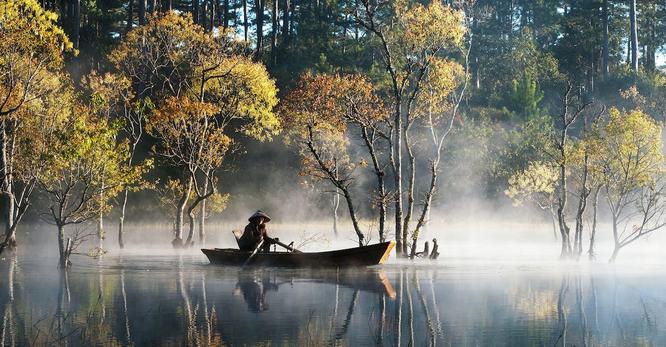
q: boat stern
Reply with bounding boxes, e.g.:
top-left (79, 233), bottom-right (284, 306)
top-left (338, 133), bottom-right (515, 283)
top-left (378, 241), bottom-right (396, 264)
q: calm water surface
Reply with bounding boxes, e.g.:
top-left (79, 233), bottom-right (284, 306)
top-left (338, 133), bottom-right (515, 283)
top-left (1, 250), bottom-right (665, 346)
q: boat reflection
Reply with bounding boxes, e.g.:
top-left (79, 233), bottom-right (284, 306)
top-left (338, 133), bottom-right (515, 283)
top-left (232, 268), bottom-right (396, 313)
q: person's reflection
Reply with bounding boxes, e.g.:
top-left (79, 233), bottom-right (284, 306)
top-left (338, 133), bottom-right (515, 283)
top-left (234, 272), bottom-right (278, 312)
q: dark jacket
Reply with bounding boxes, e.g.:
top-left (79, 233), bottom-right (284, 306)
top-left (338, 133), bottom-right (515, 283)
top-left (238, 222), bottom-right (267, 251)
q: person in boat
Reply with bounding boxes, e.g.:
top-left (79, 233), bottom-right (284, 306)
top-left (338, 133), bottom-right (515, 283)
top-left (238, 210), bottom-right (274, 252)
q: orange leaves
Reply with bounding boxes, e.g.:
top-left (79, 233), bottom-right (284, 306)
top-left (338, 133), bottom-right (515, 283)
top-left (281, 73), bottom-right (387, 183)
top-left (147, 95), bottom-right (232, 170)
top-left (281, 73), bottom-right (386, 139)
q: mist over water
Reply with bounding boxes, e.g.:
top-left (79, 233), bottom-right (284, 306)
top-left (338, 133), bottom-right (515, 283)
top-left (2, 220), bottom-right (666, 346)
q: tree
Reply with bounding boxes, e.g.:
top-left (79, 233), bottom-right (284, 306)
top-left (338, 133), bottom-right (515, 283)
top-left (117, 12), bottom-right (279, 247)
top-left (147, 97), bottom-right (232, 247)
top-left (553, 84), bottom-right (592, 258)
top-left (0, 0), bottom-right (73, 254)
top-left (281, 73), bottom-right (375, 246)
top-left (629, 0), bottom-right (639, 71)
top-left (356, 0), bottom-right (466, 255)
top-left (40, 103), bottom-right (138, 268)
top-left (590, 108), bottom-right (665, 262)
top-left (85, 72), bottom-right (153, 250)
top-left (505, 161), bottom-right (559, 238)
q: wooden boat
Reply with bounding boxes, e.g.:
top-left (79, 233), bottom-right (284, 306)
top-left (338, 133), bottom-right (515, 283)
top-left (202, 241), bottom-right (395, 268)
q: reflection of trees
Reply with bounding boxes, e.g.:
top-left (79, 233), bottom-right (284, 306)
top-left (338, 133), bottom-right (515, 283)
top-left (395, 269), bottom-right (403, 347)
top-left (330, 289), bottom-right (359, 345)
top-left (553, 274), bottom-right (592, 347)
top-left (1, 254), bottom-right (17, 346)
top-left (415, 273), bottom-right (435, 347)
top-left (120, 269), bottom-right (132, 345)
top-left (178, 258), bottom-right (198, 346)
top-left (53, 269), bottom-right (72, 345)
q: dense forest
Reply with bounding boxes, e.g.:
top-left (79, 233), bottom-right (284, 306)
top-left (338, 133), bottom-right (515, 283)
top-left (1, 0), bottom-right (665, 266)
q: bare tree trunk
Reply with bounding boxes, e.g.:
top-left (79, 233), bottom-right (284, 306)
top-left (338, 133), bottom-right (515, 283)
top-left (393, 102), bottom-right (404, 255)
top-left (97, 208), bottom-right (104, 251)
top-left (550, 207), bottom-right (559, 241)
top-left (281, 0), bottom-right (290, 44)
top-left (198, 179), bottom-right (208, 246)
top-left (243, 0), bottom-right (248, 42)
top-left (0, 121), bottom-right (17, 254)
top-left (601, 0), bottom-right (609, 79)
top-left (199, 199), bottom-right (206, 245)
top-left (127, 0), bottom-right (134, 30)
top-left (332, 190), bottom-right (339, 237)
top-left (173, 177), bottom-right (193, 247)
top-left (629, 0), bottom-right (638, 71)
top-left (138, 0), bottom-right (146, 25)
top-left (410, 163), bottom-right (437, 259)
top-left (57, 225), bottom-right (71, 268)
top-left (254, 0), bottom-right (264, 56)
top-left (360, 128), bottom-right (386, 242)
top-left (270, 0), bottom-right (278, 65)
top-left (403, 126), bottom-right (415, 254)
top-left (193, 0), bottom-right (200, 24)
top-left (587, 186), bottom-right (600, 260)
top-left (573, 152), bottom-right (590, 259)
top-left (609, 213), bottom-right (620, 263)
top-left (186, 205), bottom-right (196, 247)
top-left (220, 0), bottom-right (227, 28)
top-left (341, 186), bottom-right (364, 247)
top-left (118, 187), bottom-right (129, 249)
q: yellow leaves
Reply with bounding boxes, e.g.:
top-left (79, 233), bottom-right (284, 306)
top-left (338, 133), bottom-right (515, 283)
top-left (400, 1), bottom-right (466, 52)
top-left (592, 107), bottom-right (664, 198)
top-left (208, 192), bottom-right (230, 213)
top-left (147, 95), bottom-right (233, 169)
top-left (505, 161), bottom-right (558, 207)
top-left (203, 55), bottom-right (280, 141)
top-left (0, 0), bottom-right (73, 62)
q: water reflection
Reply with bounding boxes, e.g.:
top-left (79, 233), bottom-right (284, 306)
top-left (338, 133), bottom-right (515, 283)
top-left (1, 253), bottom-right (666, 346)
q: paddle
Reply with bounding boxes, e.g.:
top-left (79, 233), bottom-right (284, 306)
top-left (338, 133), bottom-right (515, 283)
top-left (242, 239), bottom-right (265, 267)
top-left (265, 236), bottom-right (303, 253)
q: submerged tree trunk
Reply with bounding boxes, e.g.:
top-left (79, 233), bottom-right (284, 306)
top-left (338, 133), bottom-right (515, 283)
top-left (341, 186), bottom-right (364, 247)
top-left (360, 128), bottom-right (386, 242)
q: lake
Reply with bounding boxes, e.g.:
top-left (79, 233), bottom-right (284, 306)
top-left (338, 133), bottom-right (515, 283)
top-left (2, 247), bottom-right (666, 347)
